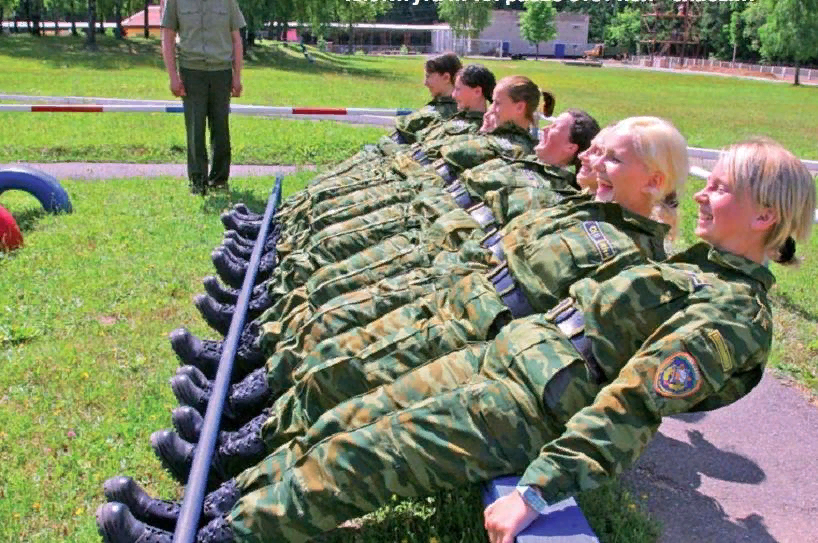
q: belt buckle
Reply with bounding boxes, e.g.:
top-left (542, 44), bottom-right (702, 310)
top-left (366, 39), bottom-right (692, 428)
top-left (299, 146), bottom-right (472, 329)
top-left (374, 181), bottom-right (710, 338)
top-left (467, 203), bottom-right (497, 230)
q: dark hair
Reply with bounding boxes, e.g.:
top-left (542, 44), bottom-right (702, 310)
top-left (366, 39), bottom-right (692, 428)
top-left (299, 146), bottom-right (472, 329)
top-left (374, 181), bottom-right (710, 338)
top-left (457, 64), bottom-right (496, 103)
top-left (541, 90), bottom-right (556, 118)
top-left (499, 75), bottom-right (540, 124)
top-left (564, 108), bottom-right (601, 170)
top-left (774, 236), bottom-right (797, 264)
top-left (425, 52), bottom-right (462, 85)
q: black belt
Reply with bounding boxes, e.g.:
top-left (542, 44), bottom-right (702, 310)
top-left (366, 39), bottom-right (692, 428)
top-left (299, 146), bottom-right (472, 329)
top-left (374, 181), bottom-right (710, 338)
top-left (391, 131), bottom-right (408, 144)
top-left (447, 181), bottom-right (477, 209)
top-left (548, 299), bottom-right (605, 385)
top-left (467, 203), bottom-right (498, 231)
top-left (411, 149), bottom-right (432, 166)
top-left (481, 229), bottom-right (505, 262)
top-left (436, 164), bottom-right (457, 185)
top-left (488, 264), bottom-right (534, 318)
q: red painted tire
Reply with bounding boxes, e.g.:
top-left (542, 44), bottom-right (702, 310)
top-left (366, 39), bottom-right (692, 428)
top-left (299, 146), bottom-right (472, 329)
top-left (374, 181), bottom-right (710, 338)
top-left (0, 204), bottom-right (23, 251)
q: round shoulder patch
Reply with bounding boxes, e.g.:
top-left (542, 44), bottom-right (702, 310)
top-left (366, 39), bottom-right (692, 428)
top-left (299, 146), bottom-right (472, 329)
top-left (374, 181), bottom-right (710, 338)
top-left (654, 352), bottom-right (702, 398)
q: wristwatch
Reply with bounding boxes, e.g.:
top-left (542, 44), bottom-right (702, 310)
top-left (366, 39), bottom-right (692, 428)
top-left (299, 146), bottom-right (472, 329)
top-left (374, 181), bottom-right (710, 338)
top-left (515, 485), bottom-right (549, 515)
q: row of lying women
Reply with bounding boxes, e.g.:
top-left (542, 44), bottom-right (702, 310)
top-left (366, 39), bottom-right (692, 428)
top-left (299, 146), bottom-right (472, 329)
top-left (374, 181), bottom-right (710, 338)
top-left (96, 53), bottom-right (815, 543)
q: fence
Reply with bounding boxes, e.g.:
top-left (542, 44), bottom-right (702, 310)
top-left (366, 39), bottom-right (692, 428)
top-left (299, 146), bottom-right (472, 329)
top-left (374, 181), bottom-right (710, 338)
top-left (623, 55), bottom-right (818, 83)
top-left (325, 44), bottom-right (434, 55)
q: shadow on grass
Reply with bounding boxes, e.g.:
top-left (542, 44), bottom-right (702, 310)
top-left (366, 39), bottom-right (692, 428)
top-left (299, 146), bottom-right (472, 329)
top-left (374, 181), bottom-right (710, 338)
top-left (11, 206), bottom-right (47, 232)
top-left (200, 188), bottom-right (268, 216)
top-left (0, 34), bottom-right (400, 79)
top-left (771, 291), bottom-right (818, 323)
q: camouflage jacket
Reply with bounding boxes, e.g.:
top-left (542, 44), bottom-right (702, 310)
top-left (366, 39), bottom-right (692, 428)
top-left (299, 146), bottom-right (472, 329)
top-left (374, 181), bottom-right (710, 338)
top-left (518, 242), bottom-right (775, 503)
top-left (501, 201), bottom-right (670, 312)
top-left (393, 95), bottom-right (459, 144)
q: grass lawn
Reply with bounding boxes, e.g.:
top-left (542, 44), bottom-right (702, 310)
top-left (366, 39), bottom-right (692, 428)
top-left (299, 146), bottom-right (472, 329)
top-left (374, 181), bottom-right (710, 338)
top-left (0, 33), bottom-right (816, 542)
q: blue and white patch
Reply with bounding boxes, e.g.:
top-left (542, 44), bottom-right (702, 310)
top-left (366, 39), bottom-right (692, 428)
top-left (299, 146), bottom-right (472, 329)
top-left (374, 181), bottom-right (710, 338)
top-left (581, 221), bottom-right (617, 261)
top-left (654, 352), bottom-right (702, 398)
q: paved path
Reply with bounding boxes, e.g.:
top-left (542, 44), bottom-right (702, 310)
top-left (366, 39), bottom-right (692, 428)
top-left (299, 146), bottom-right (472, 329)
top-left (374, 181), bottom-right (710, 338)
top-left (623, 373), bottom-right (818, 543)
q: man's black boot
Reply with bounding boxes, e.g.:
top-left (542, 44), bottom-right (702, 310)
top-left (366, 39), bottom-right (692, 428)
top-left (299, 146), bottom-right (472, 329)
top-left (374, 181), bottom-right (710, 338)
top-left (202, 276), bottom-right (272, 305)
top-left (193, 293), bottom-right (274, 337)
top-left (168, 326), bottom-right (264, 382)
top-left (220, 212), bottom-right (261, 239)
top-left (170, 367), bottom-right (271, 429)
top-left (102, 476), bottom-right (181, 533)
top-left (172, 405), bottom-right (272, 445)
top-left (152, 412), bottom-right (267, 484)
top-left (221, 236), bottom-right (277, 262)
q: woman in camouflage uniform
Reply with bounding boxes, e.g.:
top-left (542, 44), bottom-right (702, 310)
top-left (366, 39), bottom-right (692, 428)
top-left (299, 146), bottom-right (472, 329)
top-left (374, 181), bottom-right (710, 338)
top-left (98, 138), bottom-right (816, 543)
top-left (150, 117), bottom-right (687, 484)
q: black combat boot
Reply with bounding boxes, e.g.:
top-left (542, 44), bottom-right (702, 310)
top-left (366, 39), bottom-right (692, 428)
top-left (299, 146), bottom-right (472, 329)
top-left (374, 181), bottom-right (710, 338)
top-left (220, 212), bottom-right (261, 239)
top-left (102, 476), bottom-right (180, 533)
top-left (168, 326), bottom-right (264, 382)
top-left (96, 502), bottom-right (236, 543)
top-left (193, 293), bottom-right (275, 337)
top-left (100, 477), bottom-right (240, 533)
top-left (211, 248), bottom-right (276, 289)
top-left (170, 367), bottom-right (271, 429)
top-left (232, 203), bottom-right (264, 221)
top-left (152, 411), bottom-right (268, 484)
top-left (221, 235), bottom-right (277, 262)
top-left (222, 229), bottom-right (256, 249)
top-left (202, 276), bottom-right (273, 306)
top-left (172, 405), bottom-right (272, 445)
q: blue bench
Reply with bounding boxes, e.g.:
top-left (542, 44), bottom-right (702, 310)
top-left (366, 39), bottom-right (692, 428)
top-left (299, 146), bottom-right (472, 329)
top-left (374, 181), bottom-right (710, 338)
top-left (483, 476), bottom-right (599, 542)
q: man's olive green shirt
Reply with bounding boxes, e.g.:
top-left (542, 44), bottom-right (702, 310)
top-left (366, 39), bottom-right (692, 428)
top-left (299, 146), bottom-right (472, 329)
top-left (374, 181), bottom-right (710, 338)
top-left (161, 0), bottom-right (246, 71)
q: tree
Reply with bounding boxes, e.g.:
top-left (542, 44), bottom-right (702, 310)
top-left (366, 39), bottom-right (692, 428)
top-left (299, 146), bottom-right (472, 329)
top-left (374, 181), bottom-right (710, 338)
top-left (746, 0), bottom-right (818, 85)
top-left (86, 0), bottom-right (96, 48)
top-left (518, 0), bottom-right (556, 58)
top-left (143, 0), bottom-right (148, 38)
top-left (335, 0), bottom-right (390, 54)
top-left (604, 7), bottom-right (641, 54)
top-left (437, 0), bottom-right (493, 52)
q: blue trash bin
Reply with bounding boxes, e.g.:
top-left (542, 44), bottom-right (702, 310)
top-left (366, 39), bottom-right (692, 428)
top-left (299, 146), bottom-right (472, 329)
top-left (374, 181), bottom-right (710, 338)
top-left (554, 43), bottom-right (565, 58)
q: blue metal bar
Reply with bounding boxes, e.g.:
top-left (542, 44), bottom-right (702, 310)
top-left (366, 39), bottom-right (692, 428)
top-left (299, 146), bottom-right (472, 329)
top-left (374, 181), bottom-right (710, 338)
top-left (173, 177), bottom-right (283, 543)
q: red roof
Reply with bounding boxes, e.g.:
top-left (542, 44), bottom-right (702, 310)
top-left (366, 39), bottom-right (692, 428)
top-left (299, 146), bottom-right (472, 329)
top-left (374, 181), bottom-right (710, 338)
top-left (122, 5), bottom-right (163, 27)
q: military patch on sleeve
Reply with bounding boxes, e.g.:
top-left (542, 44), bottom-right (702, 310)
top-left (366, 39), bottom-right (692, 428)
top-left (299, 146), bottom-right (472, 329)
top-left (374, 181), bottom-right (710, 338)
top-left (581, 221), bottom-right (617, 261)
top-left (654, 352), bottom-right (702, 398)
top-left (707, 329), bottom-right (733, 373)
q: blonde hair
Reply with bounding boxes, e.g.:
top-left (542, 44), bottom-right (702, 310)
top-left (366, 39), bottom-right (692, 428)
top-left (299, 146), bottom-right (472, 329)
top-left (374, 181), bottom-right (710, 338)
top-left (496, 75), bottom-right (540, 125)
top-left (721, 137), bottom-right (815, 265)
top-left (609, 116), bottom-right (689, 236)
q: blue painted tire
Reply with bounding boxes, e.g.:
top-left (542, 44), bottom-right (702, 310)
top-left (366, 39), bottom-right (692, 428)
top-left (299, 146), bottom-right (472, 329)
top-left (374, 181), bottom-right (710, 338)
top-left (0, 166), bottom-right (73, 213)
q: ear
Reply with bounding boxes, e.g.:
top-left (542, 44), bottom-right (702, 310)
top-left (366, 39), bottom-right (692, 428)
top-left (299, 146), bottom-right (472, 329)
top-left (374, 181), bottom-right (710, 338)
top-left (752, 207), bottom-right (778, 232)
top-left (642, 171), bottom-right (665, 193)
top-left (565, 142), bottom-right (579, 160)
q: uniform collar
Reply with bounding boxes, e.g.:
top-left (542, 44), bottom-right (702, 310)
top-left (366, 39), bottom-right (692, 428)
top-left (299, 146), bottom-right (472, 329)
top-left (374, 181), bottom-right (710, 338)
top-left (673, 243), bottom-right (776, 291)
top-left (428, 95), bottom-right (456, 107)
top-left (599, 202), bottom-right (671, 239)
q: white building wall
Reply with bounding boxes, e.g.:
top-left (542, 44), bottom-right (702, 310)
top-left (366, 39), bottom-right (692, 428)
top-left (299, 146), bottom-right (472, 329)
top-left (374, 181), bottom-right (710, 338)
top-left (435, 10), bottom-right (589, 57)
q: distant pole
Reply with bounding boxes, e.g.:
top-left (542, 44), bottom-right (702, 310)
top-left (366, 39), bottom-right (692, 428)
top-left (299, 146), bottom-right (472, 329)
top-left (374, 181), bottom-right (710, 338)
top-left (143, 0), bottom-right (149, 38)
top-left (86, 0), bottom-right (96, 49)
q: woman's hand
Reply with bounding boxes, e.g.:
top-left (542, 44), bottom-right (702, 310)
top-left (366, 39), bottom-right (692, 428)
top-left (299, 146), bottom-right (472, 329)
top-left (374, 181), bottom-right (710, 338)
top-left (483, 491), bottom-right (540, 543)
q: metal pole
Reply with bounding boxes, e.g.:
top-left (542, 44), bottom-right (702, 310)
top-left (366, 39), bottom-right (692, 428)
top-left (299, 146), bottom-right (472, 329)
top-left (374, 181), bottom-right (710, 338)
top-left (173, 177), bottom-right (283, 543)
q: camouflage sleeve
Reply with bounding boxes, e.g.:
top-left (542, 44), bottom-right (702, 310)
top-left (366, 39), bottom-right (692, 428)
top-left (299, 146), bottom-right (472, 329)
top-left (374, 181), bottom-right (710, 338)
top-left (395, 106), bottom-right (442, 143)
top-left (439, 137), bottom-right (504, 172)
top-left (517, 310), bottom-right (770, 503)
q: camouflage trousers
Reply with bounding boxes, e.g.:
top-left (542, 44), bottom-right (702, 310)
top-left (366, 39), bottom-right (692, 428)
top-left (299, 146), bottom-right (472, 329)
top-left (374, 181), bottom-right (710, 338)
top-left (258, 272), bottom-right (510, 452)
top-left (307, 136), bottom-right (402, 186)
top-left (257, 263), bottom-right (485, 402)
top-left (305, 210), bottom-right (490, 309)
top-left (228, 314), bottom-right (602, 542)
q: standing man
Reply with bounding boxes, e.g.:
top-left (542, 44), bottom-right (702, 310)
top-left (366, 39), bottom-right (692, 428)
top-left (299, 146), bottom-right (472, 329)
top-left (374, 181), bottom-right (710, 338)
top-left (161, 0), bottom-right (246, 195)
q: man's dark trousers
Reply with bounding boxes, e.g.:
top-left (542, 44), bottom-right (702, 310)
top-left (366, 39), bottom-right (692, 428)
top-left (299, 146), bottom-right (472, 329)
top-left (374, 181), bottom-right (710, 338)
top-left (180, 67), bottom-right (233, 193)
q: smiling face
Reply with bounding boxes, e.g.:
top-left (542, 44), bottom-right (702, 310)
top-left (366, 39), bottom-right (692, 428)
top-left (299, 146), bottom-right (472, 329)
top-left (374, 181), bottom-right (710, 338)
top-left (535, 112), bottom-right (579, 167)
top-left (424, 71), bottom-right (453, 97)
top-left (486, 84), bottom-right (526, 128)
top-left (693, 159), bottom-right (769, 253)
top-left (452, 74), bottom-right (486, 111)
top-left (592, 131), bottom-right (662, 217)
top-left (576, 139), bottom-right (604, 192)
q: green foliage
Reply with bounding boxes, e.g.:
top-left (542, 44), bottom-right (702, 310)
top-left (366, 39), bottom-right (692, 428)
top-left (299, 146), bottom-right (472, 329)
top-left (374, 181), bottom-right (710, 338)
top-left (317, 36), bottom-right (328, 52)
top-left (399, 44), bottom-right (408, 55)
top-left (604, 7), bottom-right (641, 52)
top-left (755, 0), bottom-right (818, 64)
top-left (436, 0), bottom-right (493, 40)
top-left (519, 0), bottom-right (557, 55)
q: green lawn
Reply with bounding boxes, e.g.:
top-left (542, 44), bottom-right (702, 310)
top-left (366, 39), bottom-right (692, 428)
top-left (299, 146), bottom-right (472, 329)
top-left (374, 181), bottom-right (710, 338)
top-left (0, 33), bottom-right (816, 543)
